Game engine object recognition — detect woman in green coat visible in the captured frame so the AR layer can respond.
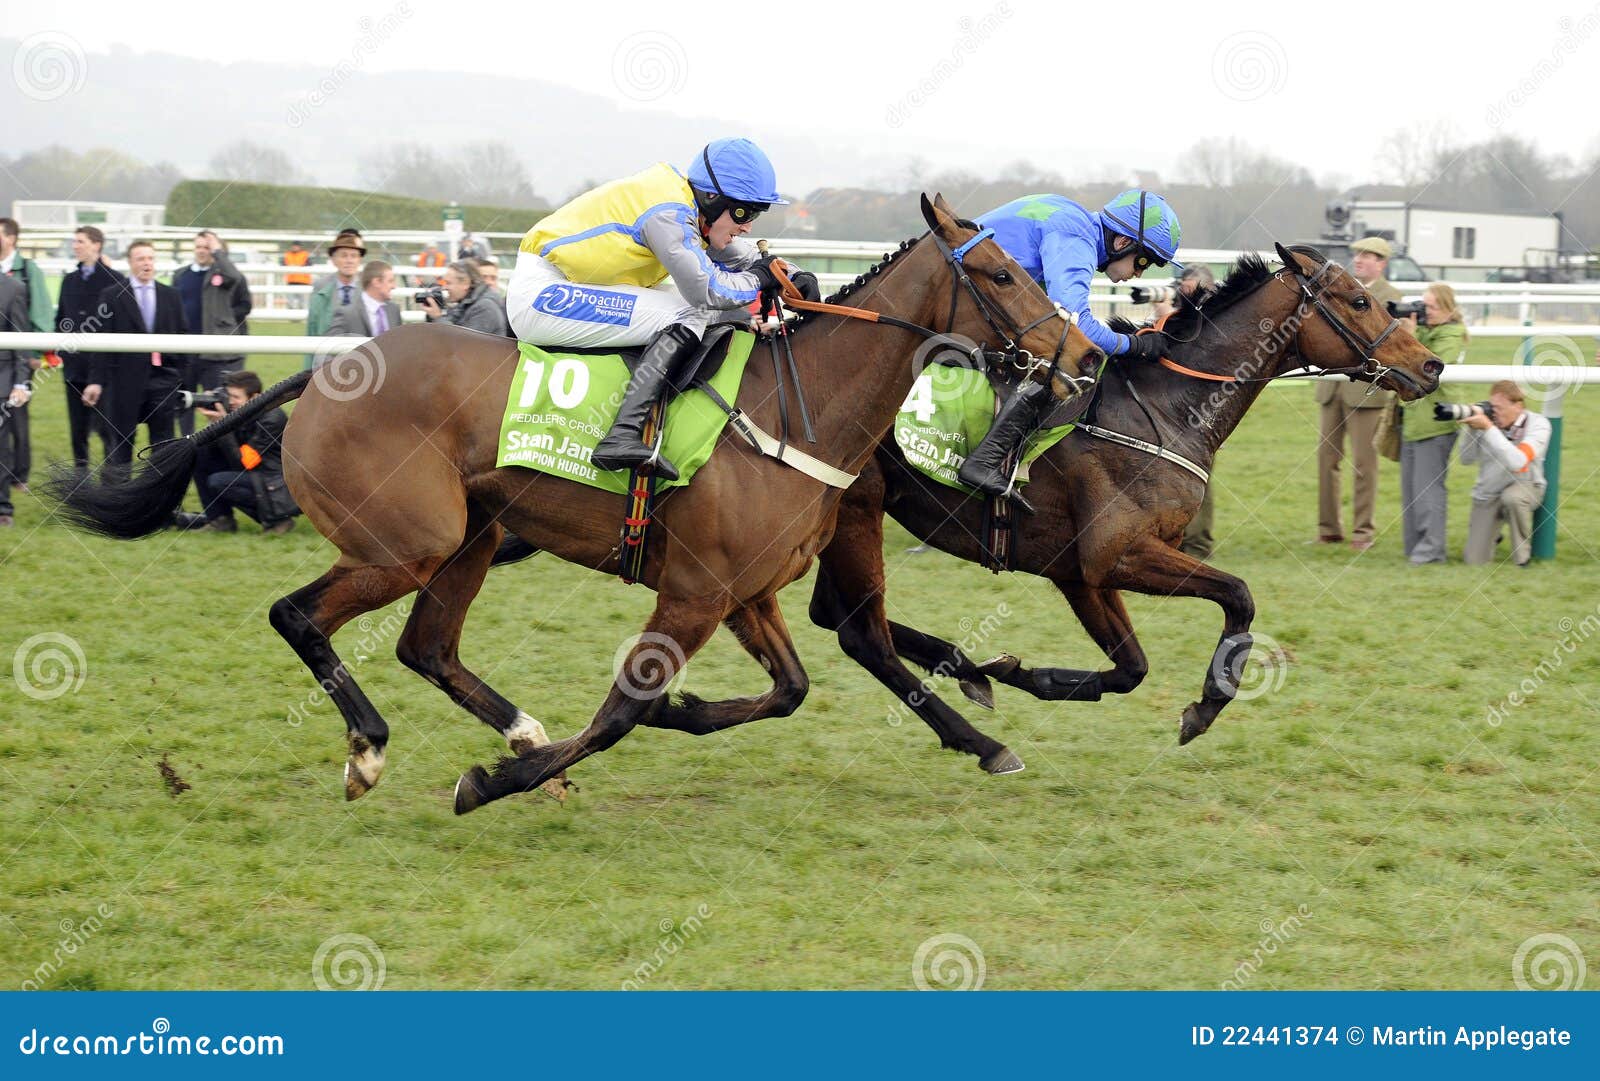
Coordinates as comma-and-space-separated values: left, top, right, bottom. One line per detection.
1398, 283, 1468, 564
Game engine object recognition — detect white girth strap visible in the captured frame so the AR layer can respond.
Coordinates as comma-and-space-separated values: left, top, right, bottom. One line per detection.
1077, 423, 1211, 484
723, 409, 859, 489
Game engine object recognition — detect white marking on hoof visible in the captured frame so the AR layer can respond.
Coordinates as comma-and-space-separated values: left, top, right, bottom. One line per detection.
344, 744, 386, 800
505, 710, 550, 755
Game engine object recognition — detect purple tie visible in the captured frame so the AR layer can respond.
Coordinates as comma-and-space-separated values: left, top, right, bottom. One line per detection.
138, 283, 156, 332
374, 305, 388, 334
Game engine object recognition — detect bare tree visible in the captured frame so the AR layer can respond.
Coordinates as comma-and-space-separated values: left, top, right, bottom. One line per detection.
1375, 120, 1458, 187
208, 139, 303, 185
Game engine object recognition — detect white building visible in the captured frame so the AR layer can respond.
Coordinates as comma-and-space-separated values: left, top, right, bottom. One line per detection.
1347, 201, 1562, 277
10, 200, 166, 231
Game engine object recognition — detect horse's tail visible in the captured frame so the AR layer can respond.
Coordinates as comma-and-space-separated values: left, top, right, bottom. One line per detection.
44, 369, 315, 540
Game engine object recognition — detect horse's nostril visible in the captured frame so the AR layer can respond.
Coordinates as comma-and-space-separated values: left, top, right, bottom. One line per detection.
1424, 357, 1444, 376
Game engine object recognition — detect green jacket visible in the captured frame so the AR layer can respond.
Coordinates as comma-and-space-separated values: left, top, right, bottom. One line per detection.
4, 254, 54, 332
1400, 320, 1466, 442
303, 276, 359, 369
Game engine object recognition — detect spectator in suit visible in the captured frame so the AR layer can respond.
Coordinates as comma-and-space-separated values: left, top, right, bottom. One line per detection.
173, 370, 298, 534
0, 217, 53, 494
326, 261, 400, 339
82, 241, 189, 480
304, 230, 366, 368
0, 274, 34, 526
418, 260, 511, 336
172, 230, 253, 436
1313, 235, 1400, 551
54, 225, 125, 471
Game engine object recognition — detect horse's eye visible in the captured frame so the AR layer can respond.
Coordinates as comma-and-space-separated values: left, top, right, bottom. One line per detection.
993, 270, 1013, 285
1352, 295, 1370, 311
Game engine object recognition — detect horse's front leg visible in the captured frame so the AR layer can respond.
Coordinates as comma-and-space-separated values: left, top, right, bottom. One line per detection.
1097, 536, 1255, 744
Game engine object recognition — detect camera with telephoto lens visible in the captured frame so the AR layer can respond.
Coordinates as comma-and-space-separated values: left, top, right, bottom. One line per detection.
179, 388, 230, 411
1434, 401, 1496, 423
416, 285, 447, 309
1388, 299, 1427, 325
1129, 283, 1181, 305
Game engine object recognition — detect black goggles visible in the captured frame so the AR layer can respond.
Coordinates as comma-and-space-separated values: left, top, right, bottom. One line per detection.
726, 200, 768, 225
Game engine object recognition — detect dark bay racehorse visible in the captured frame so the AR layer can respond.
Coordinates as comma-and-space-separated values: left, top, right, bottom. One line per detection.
806, 244, 1444, 769
47, 194, 1100, 813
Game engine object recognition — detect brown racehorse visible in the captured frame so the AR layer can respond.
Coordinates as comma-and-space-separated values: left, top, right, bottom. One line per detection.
805, 245, 1444, 766
46, 194, 1100, 814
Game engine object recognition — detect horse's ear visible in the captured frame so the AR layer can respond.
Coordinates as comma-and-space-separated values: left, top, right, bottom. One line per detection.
920, 193, 940, 232
1274, 242, 1301, 272
933, 192, 958, 219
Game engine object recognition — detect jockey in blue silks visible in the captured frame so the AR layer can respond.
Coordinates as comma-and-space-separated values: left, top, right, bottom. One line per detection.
956, 189, 1184, 503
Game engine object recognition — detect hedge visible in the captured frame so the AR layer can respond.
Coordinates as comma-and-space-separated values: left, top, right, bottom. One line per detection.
165, 180, 546, 234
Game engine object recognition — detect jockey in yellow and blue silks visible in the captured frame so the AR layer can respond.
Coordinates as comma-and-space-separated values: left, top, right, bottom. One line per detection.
507, 137, 819, 479
957, 189, 1184, 503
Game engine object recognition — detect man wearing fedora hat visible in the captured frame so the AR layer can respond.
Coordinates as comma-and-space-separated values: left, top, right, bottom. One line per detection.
304, 230, 366, 369
1313, 235, 1401, 551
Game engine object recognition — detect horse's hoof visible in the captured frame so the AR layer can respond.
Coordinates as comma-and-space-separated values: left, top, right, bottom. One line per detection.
981, 747, 1026, 775
959, 676, 996, 711
344, 743, 386, 801
1179, 703, 1211, 745
454, 766, 491, 815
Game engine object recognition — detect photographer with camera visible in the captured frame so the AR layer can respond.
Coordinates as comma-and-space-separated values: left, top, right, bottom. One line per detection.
1445, 380, 1549, 566
1393, 283, 1467, 564
417, 260, 510, 337
172, 370, 299, 535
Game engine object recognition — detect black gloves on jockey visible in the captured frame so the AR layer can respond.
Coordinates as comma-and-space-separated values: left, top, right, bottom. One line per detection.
750, 256, 820, 306
1122, 330, 1171, 362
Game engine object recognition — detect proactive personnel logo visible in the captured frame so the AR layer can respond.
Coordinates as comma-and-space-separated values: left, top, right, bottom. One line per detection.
532, 283, 638, 326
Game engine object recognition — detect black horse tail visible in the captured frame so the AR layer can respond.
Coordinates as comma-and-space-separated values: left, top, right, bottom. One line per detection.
44, 369, 315, 540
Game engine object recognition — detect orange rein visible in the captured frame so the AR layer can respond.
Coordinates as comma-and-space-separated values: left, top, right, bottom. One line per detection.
1137, 312, 1240, 384
768, 259, 880, 323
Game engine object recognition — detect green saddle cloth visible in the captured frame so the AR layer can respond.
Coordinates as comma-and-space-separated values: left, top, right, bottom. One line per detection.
893, 364, 1077, 494
496, 334, 757, 494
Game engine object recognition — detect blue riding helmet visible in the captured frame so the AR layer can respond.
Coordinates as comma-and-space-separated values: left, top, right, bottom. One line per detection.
1099, 189, 1183, 271
688, 138, 788, 225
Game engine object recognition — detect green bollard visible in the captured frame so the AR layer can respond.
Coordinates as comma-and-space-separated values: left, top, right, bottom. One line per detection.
1532, 386, 1562, 561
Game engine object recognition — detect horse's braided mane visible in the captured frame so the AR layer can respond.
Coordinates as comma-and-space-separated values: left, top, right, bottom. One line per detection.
788, 235, 921, 329
1145, 253, 1277, 340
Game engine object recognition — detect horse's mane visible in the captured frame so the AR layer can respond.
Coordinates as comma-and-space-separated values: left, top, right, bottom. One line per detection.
1149, 253, 1276, 340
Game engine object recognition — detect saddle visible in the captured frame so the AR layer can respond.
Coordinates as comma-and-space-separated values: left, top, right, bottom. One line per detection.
552, 323, 739, 395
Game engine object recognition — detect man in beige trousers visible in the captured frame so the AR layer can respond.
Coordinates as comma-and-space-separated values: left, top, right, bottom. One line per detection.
1314, 236, 1400, 550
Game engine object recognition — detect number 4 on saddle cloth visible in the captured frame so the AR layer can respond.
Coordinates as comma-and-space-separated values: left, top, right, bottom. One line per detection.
496, 326, 756, 495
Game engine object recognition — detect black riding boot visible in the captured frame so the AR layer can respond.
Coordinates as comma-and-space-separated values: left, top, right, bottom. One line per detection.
591, 323, 702, 480
957, 378, 1055, 507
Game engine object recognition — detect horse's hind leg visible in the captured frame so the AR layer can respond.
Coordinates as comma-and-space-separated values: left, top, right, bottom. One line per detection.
394, 509, 569, 801
640, 594, 808, 735
810, 527, 1019, 775
453, 593, 724, 815
270, 559, 438, 799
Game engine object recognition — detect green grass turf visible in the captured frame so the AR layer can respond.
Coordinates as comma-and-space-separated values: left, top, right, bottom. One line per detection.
2, 326, 1597, 990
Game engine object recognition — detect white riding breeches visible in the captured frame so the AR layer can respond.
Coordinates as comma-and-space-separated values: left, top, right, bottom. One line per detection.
506, 251, 711, 349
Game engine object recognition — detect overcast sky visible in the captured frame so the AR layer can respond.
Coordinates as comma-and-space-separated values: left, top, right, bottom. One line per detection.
6, 0, 1600, 190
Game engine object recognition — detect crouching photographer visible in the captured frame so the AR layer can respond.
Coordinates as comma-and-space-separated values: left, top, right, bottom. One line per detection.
172, 370, 300, 535
417, 260, 511, 337
1442, 379, 1550, 566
